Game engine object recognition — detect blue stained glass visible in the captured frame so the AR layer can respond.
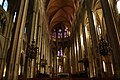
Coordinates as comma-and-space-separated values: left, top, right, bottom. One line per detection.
0, 0, 3, 6
52, 32, 56, 38
3, 0, 8, 11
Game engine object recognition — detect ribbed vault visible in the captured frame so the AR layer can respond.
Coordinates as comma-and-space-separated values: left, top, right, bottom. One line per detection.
46, 0, 78, 32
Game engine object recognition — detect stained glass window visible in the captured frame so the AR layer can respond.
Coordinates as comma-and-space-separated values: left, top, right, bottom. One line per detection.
0, 0, 3, 6
3, 0, 8, 11
57, 49, 63, 56
0, 0, 8, 11
52, 32, 56, 38
64, 31, 67, 38
52, 28, 68, 38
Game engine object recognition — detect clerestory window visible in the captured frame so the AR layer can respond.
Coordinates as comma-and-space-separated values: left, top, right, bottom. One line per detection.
0, 0, 8, 11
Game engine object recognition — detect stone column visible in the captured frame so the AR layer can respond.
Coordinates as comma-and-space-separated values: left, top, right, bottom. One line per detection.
71, 42, 76, 73
30, 0, 38, 78
74, 31, 78, 72
69, 46, 72, 73
41, 33, 45, 73
39, 26, 43, 73
50, 45, 52, 74
82, 24, 89, 76
72, 39, 76, 73
77, 24, 83, 72
44, 38, 46, 73
5, 0, 25, 80
30, 0, 37, 43
105, 56, 112, 77
36, 25, 42, 73
85, 0, 101, 77
13, 0, 29, 79
62, 27, 64, 72
0, 10, 14, 79
82, 25, 88, 56
56, 28, 58, 74
100, 0, 120, 78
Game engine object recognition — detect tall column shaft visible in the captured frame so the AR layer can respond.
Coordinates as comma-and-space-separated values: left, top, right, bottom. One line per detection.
77, 24, 83, 72
13, 0, 29, 79
82, 25, 88, 56
100, 0, 120, 78
36, 26, 41, 73
85, 0, 101, 77
30, 0, 37, 43
56, 28, 58, 73
30, 0, 38, 78
74, 33, 78, 72
62, 28, 64, 72
5, 0, 25, 80
34, 5, 38, 42
72, 40, 76, 73
0, 11, 13, 79
39, 26, 43, 73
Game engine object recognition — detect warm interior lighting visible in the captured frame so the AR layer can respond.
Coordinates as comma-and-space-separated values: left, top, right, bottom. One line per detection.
18, 65, 21, 75
97, 25, 102, 35
81, 35, 84, 46
68, 31, 70, 36
74, 42, 76, 54
57, 57, 59, 59
85, 26, 89, 38
117, 0, 120, 14
59, 65, 62, 72
92, 13, 97, 26
77, 40, 79, 52
103, 61, 107, 72
80, 34, 84, 51
3, 66, 6, 77
111, 64, 114, 75
13, 12, 17, 22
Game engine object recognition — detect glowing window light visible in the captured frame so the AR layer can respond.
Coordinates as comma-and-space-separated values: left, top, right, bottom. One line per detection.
13, 12, 17, 22
80, 35, 84, 46
117, 0, 120, 14
97, 25, 102, 35
3, 66, 6, 77
59, 66, 61, 72
111, 64, 114, 75
18, 65, 21, 75
77, 39, 79, 51
92, 13, 97, 26
103, 61, 107, 72
74, 41, 76, 54
57, 49, 63, 56
85, 26, 89, 38
3, 0, 8, 11
0, 0, 3, 5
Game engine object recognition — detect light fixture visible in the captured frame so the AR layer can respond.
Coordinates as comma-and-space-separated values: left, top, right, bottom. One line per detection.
98, 37, 111, 56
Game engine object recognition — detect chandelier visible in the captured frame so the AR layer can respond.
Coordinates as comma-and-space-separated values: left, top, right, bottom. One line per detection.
28, 40, 38, 59
98, 37, 111, 56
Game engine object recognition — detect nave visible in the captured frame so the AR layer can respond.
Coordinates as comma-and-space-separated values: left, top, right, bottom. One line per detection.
0, 0, 120, 80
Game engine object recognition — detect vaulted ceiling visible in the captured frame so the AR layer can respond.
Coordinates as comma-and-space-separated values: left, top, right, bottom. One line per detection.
46, 0, 78, 32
